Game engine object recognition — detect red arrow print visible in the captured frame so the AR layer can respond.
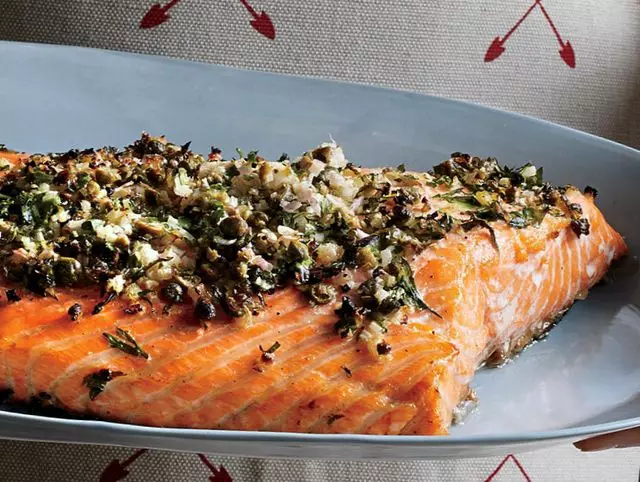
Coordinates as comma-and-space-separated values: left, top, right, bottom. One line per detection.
484, 0, 538, 62
485, 0, 575, 68
484, 454, 532, 482
99, 449, 148, 482
239, 0, 276, 40
140, 0, 182, 29
198, 454, 233, 482
537, 1, 575, 68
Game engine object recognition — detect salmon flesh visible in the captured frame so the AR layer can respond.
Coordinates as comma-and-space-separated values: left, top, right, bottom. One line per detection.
0, 138, 626, 435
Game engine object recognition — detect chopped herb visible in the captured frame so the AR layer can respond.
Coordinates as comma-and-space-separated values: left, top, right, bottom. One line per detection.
92, 291, 117, 315
395, 258, 442, 319
259, 341, 280, 362
461, 218, 499, 252
246, 150, 259, 163
334, 297, 362, 338
83, 369, 125, 400
75, 172, 91, 189
103, 328, 149, 359
341, 366, 352, 377
68, 303, 82, 321
0, 134, 588, 354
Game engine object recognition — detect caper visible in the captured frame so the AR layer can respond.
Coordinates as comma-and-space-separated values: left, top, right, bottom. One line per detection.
309, 283, 336, 305
194, 298, 216, 321
287, 240, 309, 261
379, 295, 403, 314
68, 303, 82, 321
356, 246, 378, 269
95, 168, 116, 186
248, 211, 269, 230
253, 233, 277, 256
391, 205, 411, 222
145, 168, 164, 186
54, 257, 82, 286
86, 181, 101, 197
219, 216, 249, 239
162, 282, 184, 304
147, 139, 166, 155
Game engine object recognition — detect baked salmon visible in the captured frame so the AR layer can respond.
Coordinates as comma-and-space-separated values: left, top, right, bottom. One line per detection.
0, 137, 626, 435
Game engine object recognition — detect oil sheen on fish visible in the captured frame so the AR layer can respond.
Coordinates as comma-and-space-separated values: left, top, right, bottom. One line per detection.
0, 136, 626, 435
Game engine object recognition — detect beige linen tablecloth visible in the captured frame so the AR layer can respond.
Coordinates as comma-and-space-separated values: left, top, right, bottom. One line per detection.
0, 1, 639, 480
0, 441, 637, 481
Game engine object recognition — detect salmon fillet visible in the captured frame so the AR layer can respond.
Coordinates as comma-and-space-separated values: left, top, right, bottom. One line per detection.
0, 140, 626, 435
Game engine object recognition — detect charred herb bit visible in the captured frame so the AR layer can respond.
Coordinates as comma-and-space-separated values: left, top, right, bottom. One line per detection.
557, 194, 591, 238
571, 218, 591, 237
376, 341, 392, 355
341, 366, 352, 377
92, 291, 117, 315
103, 327, 149, 359
194, 298, 216, 321
584, 185, 598, 199
334, 297, 363, 338
68, 303, 83, 321
327, 413, 345, 425
83, 369, 125, 401
5, 289, 21, 303
123, 303, 144, 315
259, 341, 281, 362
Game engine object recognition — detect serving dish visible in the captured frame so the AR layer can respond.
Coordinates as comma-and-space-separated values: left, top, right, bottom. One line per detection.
0, 41, 638, 458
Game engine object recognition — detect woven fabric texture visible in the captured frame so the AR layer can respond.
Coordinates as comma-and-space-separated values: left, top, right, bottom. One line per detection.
0, 440, 637, 482
0, 0, 638, 147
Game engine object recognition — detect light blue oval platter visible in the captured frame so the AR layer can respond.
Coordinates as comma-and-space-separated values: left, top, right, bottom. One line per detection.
0, 41, 638, 459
